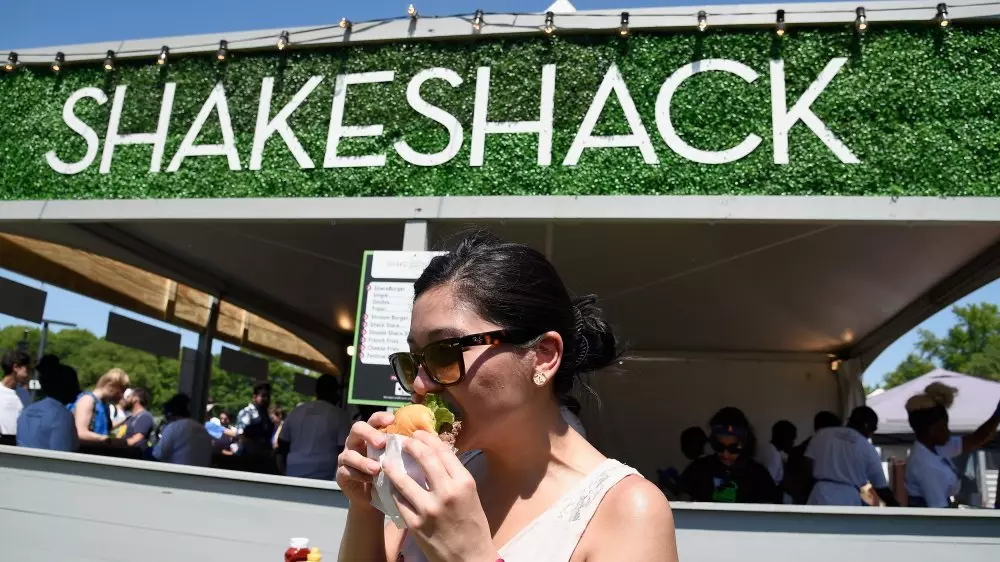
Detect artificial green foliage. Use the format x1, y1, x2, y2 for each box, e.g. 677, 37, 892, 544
1, 25, 999, 200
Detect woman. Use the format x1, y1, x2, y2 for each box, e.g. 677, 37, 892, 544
69, 368, 129, 444
679, 407, 778, 504
904, 382, 1000, 508
336, 231, 677, 562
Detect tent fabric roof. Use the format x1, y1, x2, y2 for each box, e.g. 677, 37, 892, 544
869, 369, 1000, 435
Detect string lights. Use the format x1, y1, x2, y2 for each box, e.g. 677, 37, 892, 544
216, 40, 229, 62
936, 3, 950, 26
856, 7, 869, 32
1, 5, 974, 73
544, 11, 555, 34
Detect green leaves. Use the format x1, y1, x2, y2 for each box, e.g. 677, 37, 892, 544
423, 393, 456, 432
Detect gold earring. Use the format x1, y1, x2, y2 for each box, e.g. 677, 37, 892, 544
533, 372, 546, 386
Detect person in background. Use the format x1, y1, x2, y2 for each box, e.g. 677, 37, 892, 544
109, 393, 129, 437
16, 361, 79, 452
0, 350, 30, 441
2, 350, 33, 406
270, 405, 286, 449
904, 383, 1000, 508
784, 411, 842, 504
680, 426, 709, 463
276, 374, 351, 479
123, 387, 155, 451
559, 395, 587, 438
236, 382, 275, 457
680, 407, 778, 504
69, 368, 130, 444
152, 393, 212, 467
758, 420, 797, 486
805, 406, 898, 506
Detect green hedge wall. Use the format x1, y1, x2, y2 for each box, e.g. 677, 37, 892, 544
1, 25, 998, 200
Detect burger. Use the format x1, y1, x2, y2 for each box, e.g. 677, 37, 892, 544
382, 394, 462, 449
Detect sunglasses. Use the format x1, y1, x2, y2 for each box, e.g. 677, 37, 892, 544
710, 440, 744, 455
388, 328, 541, 393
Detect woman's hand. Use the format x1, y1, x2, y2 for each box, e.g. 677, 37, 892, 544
384, 430, 498, 562
336, 411, 394, 506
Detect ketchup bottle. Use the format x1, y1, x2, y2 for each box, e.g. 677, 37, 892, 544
285, 538, 310, 562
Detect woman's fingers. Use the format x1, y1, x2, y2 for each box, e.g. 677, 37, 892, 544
413, 430, 466, 477
344, 420, 389, 452
384, 456, 433, 507
367, 411, 395, 429
390, 484, 425, 530
339, 448, 381, 476
337, 464, 375, 484
402, 434, 450, 489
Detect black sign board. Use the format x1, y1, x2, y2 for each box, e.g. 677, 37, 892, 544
0, 276, 46, 324
220, 347, 269, 382
347, 250, 444, 406
106, 312, 182, 359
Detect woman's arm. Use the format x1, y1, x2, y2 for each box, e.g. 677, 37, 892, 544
586, 477, 678, 562
73, 395, 108, 443
338, 504, 390, 562
961, 402, 1000, 454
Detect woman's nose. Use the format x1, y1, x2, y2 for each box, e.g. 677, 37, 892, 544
412, 367, 444, 397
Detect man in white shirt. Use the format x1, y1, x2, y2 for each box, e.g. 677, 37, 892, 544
805, 406, 898, 507
0, 350, 30, 438
276, 374, 351, 480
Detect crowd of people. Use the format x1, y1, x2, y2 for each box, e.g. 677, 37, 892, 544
661, 388, 1000, 508
0, 350, 357, 482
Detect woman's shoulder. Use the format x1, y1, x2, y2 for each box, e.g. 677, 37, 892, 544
581, 471, 676, 559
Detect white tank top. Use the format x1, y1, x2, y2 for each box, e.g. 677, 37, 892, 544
398, 453, 640, 562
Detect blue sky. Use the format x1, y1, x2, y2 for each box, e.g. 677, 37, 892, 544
3, 0, 999, 386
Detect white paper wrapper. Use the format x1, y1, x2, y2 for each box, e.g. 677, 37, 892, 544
367, 434, 428, 529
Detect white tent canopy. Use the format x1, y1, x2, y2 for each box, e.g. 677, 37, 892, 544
869, 369, 1000, 435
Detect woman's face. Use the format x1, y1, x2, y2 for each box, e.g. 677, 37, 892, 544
926, 417, 951, 447
408, 284, 557, 452
712, 434, 744, 467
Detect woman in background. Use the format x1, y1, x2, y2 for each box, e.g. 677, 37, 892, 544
905, 383, 1000, 508
69, 368, 129, 444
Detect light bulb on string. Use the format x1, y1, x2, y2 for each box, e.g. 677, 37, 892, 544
619, 12, 630, 37
473, 9, 484, 31
544, 11, 555, 34
936, 3, 950, 27
408, 4, 418, 19
697, 11, 708, 32
216, 40, 229, 62
157, 46, 169, 66
277, 31, 290, 51
103, 50, 116, 72
51, 52, 65, 73
4, 52, 18, 72
776, 10, 786, 36
855, 7, 868, 33
340, 18, 353, 31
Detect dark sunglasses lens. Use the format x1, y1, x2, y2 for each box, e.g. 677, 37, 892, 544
423, 344, 463, 385
389, 354, 418, 391
711, 440, 742, 454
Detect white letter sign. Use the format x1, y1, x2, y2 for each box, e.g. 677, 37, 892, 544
167, 83, 241, 172
394, 68, 464, 167
250, 76, 324, 170
100, 84, 176, 173
771, 58, 858, 164
564, 64, 658, 166
656, 59, 762, 164
45, 87, 108, 175
470, 64, 556, 166
324, 71, 396, 168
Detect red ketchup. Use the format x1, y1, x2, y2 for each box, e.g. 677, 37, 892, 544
285, 538, 310, 562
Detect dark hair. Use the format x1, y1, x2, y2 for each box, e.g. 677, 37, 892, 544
848, 406, 878, 433
252, 382, 271, 396
680, 426, 708, 461
39, 362, 81, 406
908, 406, 948, 437
814, 411, 842, 431
772, 420, 797, 443
316, 374, 341, 403
414, 230, 618, 396
269, 406, 285, 420
2, 350, 31, 375
131, 387, 150, 407
708, 406, 758, 457
163, 393, 192, 418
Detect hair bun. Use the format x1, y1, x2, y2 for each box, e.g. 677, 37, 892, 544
571, 295, 619, 373
905, 382, 957, 413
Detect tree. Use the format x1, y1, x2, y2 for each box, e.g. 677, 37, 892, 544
0, 324, 313, 414
882, 303, 1000, 388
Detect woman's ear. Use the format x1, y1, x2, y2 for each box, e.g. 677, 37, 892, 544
532, 331, 564, 381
